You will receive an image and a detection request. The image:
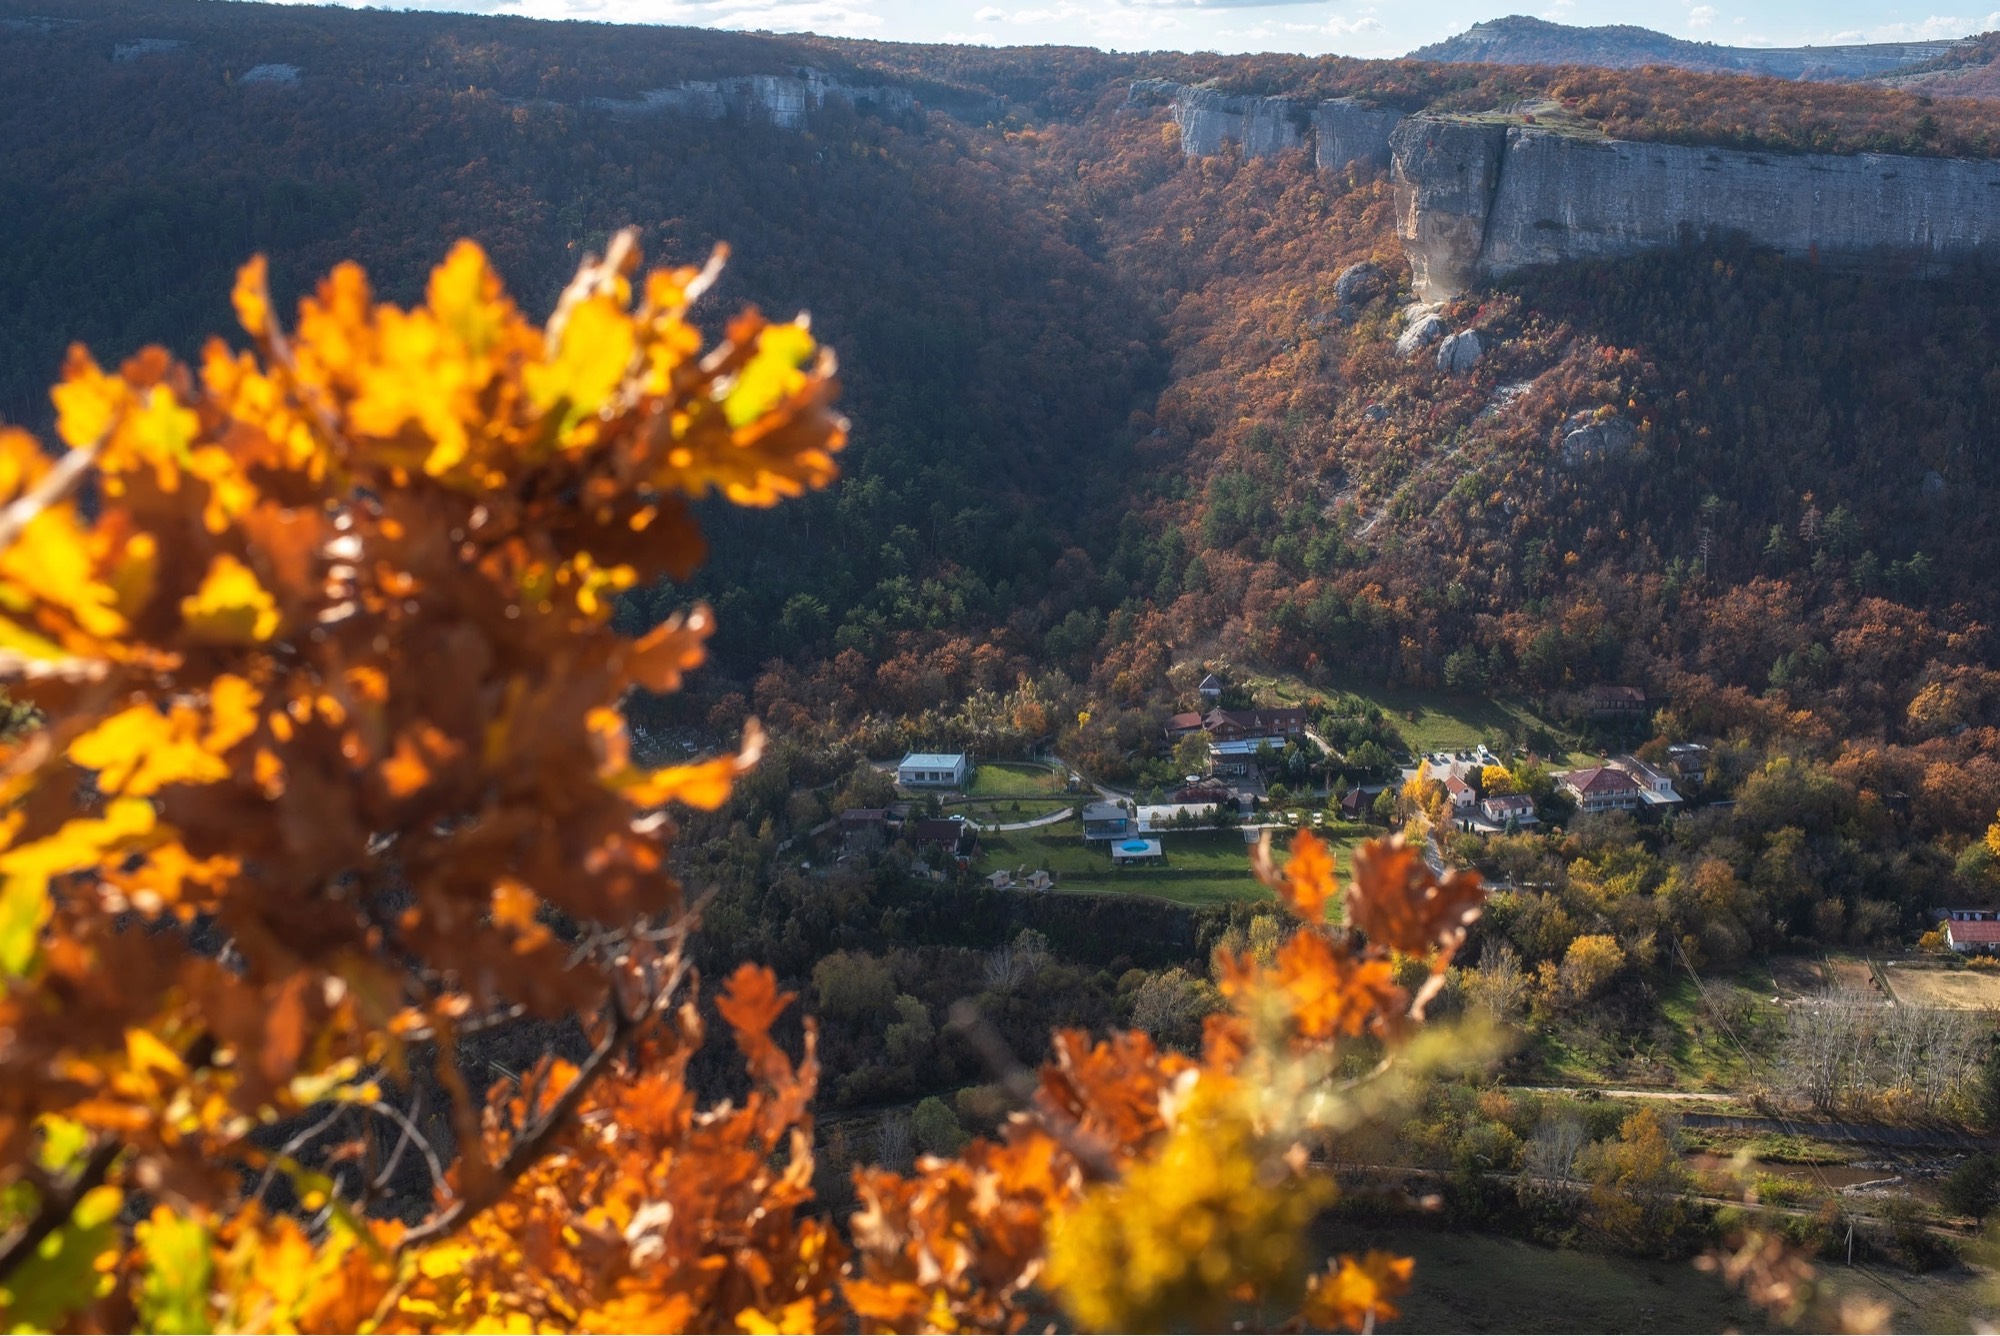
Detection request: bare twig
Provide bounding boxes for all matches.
[0,435,101,555]
[395,955,683,1255]
[948,1001,1121,1182]
[368,1089,446,1201]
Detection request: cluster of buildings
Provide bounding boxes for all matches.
[1555,744,1709,817]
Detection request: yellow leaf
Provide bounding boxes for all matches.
[50,349,126,450]
[427,240,510,359]
[206,675,262,753]
[526,295,635,423]
[180,553,281,644]
[70,705,228,796]
[606,721,764,810]
[0,507,128,639]
[126,1027,189,1079]
[233,254,271,338]
[723,322,816,429]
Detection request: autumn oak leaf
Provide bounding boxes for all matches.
[1347,833,1483,965]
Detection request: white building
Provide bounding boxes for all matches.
[897,752,968,788]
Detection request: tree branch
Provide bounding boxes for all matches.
[0,1136,121,1287]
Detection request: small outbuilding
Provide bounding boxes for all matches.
[898,752,968,788]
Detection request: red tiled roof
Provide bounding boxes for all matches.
[1949,920,2000,944]
[1566,766,1638,795]
[1444,775,1473,795]
[1483,794,1535,813]
[1168,712,1204,730]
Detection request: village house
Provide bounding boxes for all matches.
[1081,800,1134,842]
[1172,778,1234,806]
[1164,711,1206,740]
[1199,672,1225,704]
[1203,706,1309,743]
[1943,909,2000,954]
[1612,755,1682,809]
[1667,743,1711,786]
[910,817,977,863]
[1561,765,1641,813]
[1443,773,1477,815]
[897,751,968,788]
[1587,685,1648,717]
[1479,793,1539,829]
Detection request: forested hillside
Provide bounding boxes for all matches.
[4,0,2000,794]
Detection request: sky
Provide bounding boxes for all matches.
[426,0,2000,59]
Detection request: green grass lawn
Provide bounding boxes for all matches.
[1235,671,1592,763]
[961,761,1067,798]
[942,797,1077,821]
[977,823,1377,909]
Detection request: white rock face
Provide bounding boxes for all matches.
[1173,88,1306,158]
[1395,312,1445,356]
[1314,99,1403,172]
[586,68,914,130]
[1392,116,2000,299]
[1559,413,1638,466]
[241,63,301,85]
[1437,329,1481,373]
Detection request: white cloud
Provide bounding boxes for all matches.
[973,5,1004,17]
[1812,14,1990,42]
[1687,5,1717,29]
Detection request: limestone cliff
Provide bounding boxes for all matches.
[587,67,918,129]
[1392,117,2000,299]
[1388,119,1508,301]
[1144,83,1400,168]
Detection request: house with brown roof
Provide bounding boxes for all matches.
[1203,706,1308,743]
[910,817,978,863]
[1946,915,2000,954]
[1587,685,1648,717]
[1561,765,1641,813]
[1479,794,1539,828]
[1443,773,1477,814]
[1164,711,1206,740]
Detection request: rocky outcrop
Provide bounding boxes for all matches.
[1395,308,1445,356]
[1437,329,1481,374]
[1393,117,2000,299]
[1173,88,1305,158]
[1141,83,1400,167]
[587,68,915,130]
[1389,119,1508,301]
[1333,260,1386,306]
[1314,99,1403,171]
[1560,412,1638,466]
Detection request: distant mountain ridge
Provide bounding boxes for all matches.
[1409,15,1975,80]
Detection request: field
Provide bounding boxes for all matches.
[942,797,1076,822]
[961,761,1068,797]
[1232,671,1593,763]
[1881,964,2000,1011]
[1317,1223,1995,1334]
[975,821,1372,908]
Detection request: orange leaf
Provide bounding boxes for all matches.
[1304,1251,1414,1333]
[717,963,793,1077]
[1257,828,1336,922]
[1347,834,1484,964]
